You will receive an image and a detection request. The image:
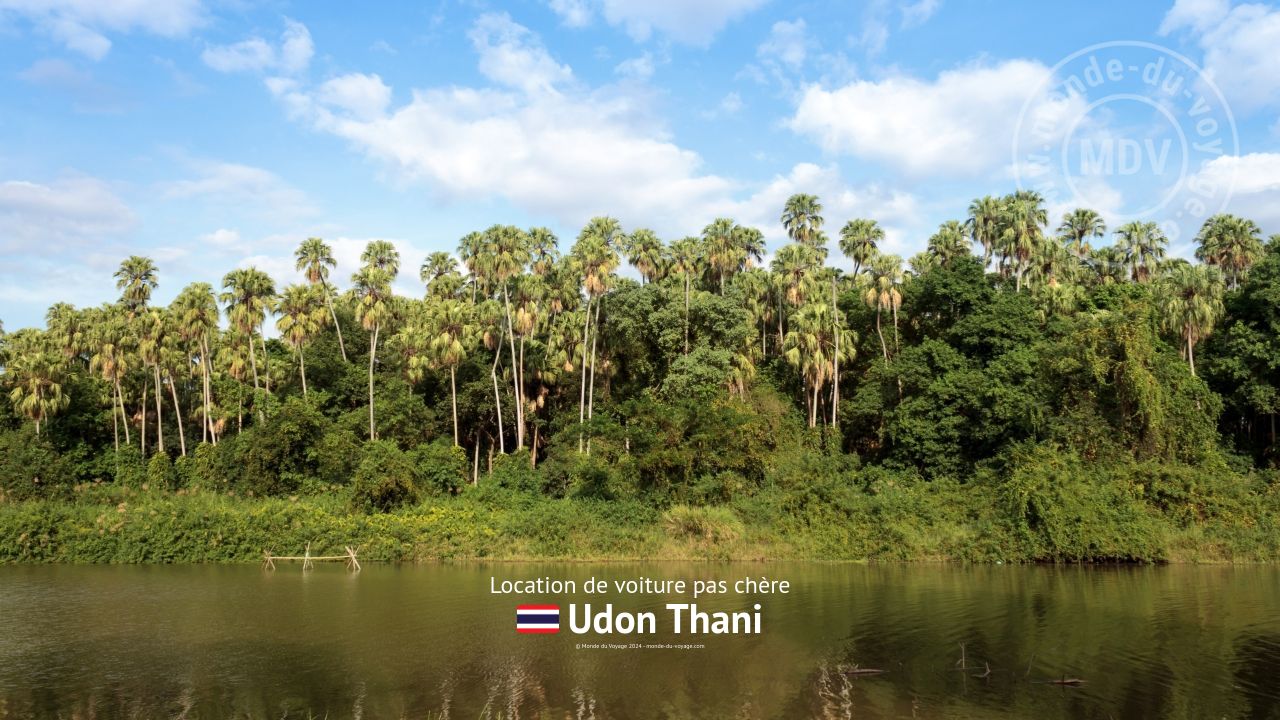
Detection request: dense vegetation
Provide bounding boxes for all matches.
[2,192,1279,563]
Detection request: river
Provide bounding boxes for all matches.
[1,563,1277,719]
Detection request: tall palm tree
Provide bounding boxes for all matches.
[430,297,474,446]
[1114,221,1167,283]
[1158,263,1225,375]
[88,306,132,449]
[114,256,157,317]
[927,220,971,267]
[353,241,400,440]
[276,284,325,396]
[999,191,1047,291]
[295,238,348,361]
[138,308,167,454]
[5,330,68,436]
[781,193,824,248]
[420,251,461,298]
[172,283,219,444]
[702,217,742,293]
[571,217,622,453]
[1057,208,1107,258]
[221,267,276,421]
[669,236,702,355]
[966,196,1003,266]
[838,218,883,277]
[626,228,665,284]
[528,227,560,277]
[771,243,821,306]
[1195,214,1263,290]
[862,254,904,363]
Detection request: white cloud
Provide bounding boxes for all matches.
[788,59,1057,177]
[1159,0,1230,34]
[161,161,316,223]
[202,18,313,75]
[1161,0,1280,112]
[272,16,736,237]
[1192,152,1280,232]
[469,12,573,95]
[546,0,767,45]
[0,176,136,252]
[200,227,242,249]
[901,0,941,28]
[317,73,391,120]
[614,53,654,80]
[0,0,205,59]
[757,19,808,70]
[730,162,922,253]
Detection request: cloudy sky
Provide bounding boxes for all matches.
[2,0,1279,329]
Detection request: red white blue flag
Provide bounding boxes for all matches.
[516,604,560,634]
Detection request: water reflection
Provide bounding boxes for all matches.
[0,564,1277,718]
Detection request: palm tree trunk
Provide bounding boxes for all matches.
[492,329,506,454]
[1187,336,1196,376]
[115,379,130,444]
[259,330,271,394]
[153,365,165,454]
[501,284,524,449]
[831,280,840,429]
[579,297,592,453]
[587,299,602,456]
[472,438,479,485]
[450,366,459,446]
[112,392,120,452]
[683,276,690,355]
[323,280,347,361]
[876,310,889,363]
[168,374,186,456]
[298,346,308,396]
[140,382,147,455]
[200,336,214,445]
[248,333,260,391]
[368,324,379,440]
[892,304,900,351]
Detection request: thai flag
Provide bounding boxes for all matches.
[516,604,560,634]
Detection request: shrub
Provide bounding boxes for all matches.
[350,440,418,513]
[146,452,176,491]
[411,440,470,496]
[0,428,75,500]
[662,504,743,543]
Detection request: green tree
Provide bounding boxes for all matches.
[1158,263,1225,376]
[1115,221,1167,284]
[276,284,325,395]
[295,237,348,361]
[839,218,883,277]
[1057,208,1107,258]
[4,330,68,436]
[353,241,400,440]
[1195,214,1263,290]
[114,255,157,317]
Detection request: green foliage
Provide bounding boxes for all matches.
[350,440,418,513]
[146,452,176,491]
[411,440,470,496]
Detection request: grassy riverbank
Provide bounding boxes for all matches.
[4,450,1278,564]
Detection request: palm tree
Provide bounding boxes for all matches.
[88,306,131,450]
[571,217,622,453]
[966,196,1003,266]
[669,237,702,355]
[114,256,157,317]
[781,193,824,248]
[353,241,400,440]
[171,283,219,444]
[276,284,324,396]
[1057,208,1106,258]
[5,329,68,436]
[295,237,348,361]
[771,243,821,306]
[420,252,461,298]
[863,254,904,363]
[626,228,665,284]
[999,191,1047,291]
[927,220,970,267]
[1114,221,1167,283]
[528,227,560,277]
[702,217,741,293]
[838,218,883,277]
[430,297,474,446]
[138,308,167,454]
[221,268,276,413]
[1195,214,1263,290]
[1158,263,1225,375]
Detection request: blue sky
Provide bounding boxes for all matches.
[2,0,1279,329]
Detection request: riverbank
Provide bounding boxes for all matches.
[4,459,1278,564]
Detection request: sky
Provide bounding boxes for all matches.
[2,0,1280,330]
